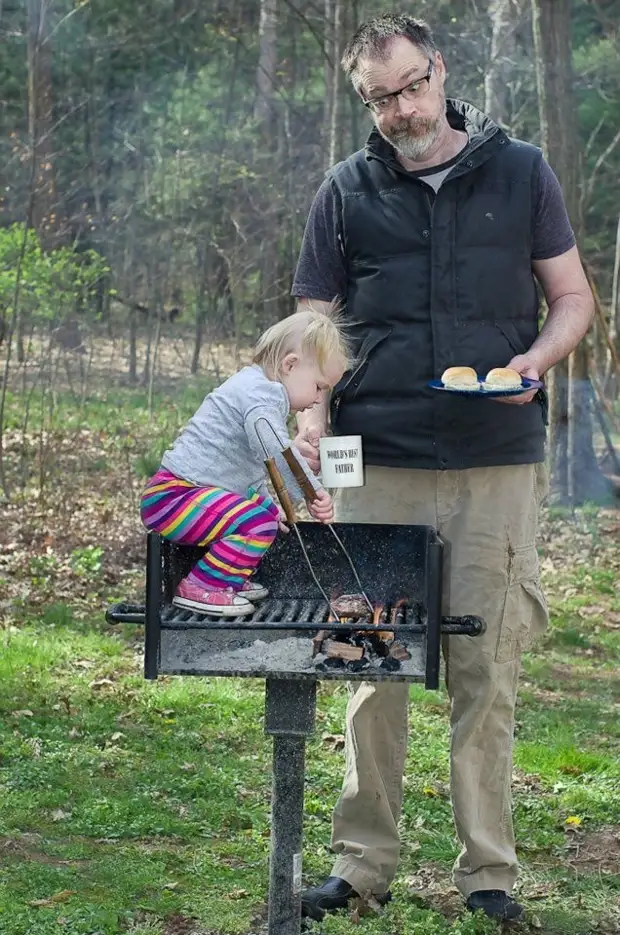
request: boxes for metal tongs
[255,417,373,618]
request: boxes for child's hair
[253,301,352,378]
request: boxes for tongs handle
[264,457,296,525]
[282,447,316,503]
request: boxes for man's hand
[495,354,540,405]
[308,488,334,523]
[292,426,324,474]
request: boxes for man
[291,12,593,924]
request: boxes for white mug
[319,435,364,487]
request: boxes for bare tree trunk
[26,0,65,250]
[531,0,607,505]
[484,0,519,129]
[345,0,362,152]
[255,0,278,130]
[255,0,280,326]
[603,212,620,394]
[328,0,343,167]
[324,0,335,164]
[128,308,137,385]
[191,241,209,375]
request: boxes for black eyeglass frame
[361,58,434,111]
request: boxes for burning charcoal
[365,634,389,658]
[324,640,364,662]
[312,630,327,657]
[323,656,346,670]
[332,594,371,619]
[389,641,411,662]
[389,602,407,628]
[348,657,370,672]
[372,604,394,642]
[407,601,422,626]
[380,655,401,672]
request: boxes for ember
[313,597,412,672]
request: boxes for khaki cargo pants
[330,464,549,898]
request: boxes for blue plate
[428,377,544,397]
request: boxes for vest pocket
[495,544,549,663]
[495,321,549,425]
[331,326,392,425]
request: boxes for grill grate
[160,598,422,630]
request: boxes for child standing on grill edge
[140,307,350,617]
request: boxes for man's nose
[394,94,419,118]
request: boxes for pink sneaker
[240,578,269,601]
[173,579,255,616]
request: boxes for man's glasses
[362,59,434,114]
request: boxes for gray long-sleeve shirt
[161,364,321,505]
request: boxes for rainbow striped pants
[140,469,279,591]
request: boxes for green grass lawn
[1,381,619,935]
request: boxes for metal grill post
[425,536,443,690]
[264,678,317,935]
[145,533,162,680]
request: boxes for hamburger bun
[483,367,523,391]
[441,366,479,391]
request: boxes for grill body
[107,521,484,935]
[154,521,443,686]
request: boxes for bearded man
[291,12,593,923]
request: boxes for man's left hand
[495,354,540,405]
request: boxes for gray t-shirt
[292,155,576,301]
[161,364,321,505]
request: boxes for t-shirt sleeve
[292,178,347,301]
[531,158,576,261]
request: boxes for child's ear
[281,352,299,374]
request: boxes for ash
[195,636,317,673]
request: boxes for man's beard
[378,97,445,161]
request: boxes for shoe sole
[301,890,391,921]
[466,901,524,921]
[172,596,255,616]
[242,587,269,601]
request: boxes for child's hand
[278,508,290,534]
[308,488,334,524]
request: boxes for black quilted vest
[329,99,547,470]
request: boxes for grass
[1,363,619,934]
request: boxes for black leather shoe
[301,876,391,921]
[466,889,524,920]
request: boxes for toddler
[140,307,350,616]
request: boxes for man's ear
[435,51,447,82]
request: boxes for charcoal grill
[107,522,484,935]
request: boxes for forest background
[0,3,619,935]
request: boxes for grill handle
[106,602,146,625]
[441,615,486,636]
[264,457,297,525]
[282,447,316,503]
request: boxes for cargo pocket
[495,544,549,663]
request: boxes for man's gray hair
[341,13,438,94]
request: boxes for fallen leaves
[27,889,75,907]
[321,733,345,751]
[565,826,620,874]
[50,809,72,822]
[89,678,115,690]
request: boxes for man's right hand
[293,426,325,474]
